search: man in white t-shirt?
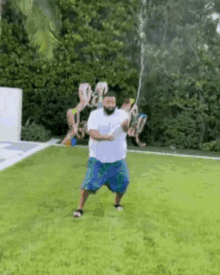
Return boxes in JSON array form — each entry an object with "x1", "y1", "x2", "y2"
[{"x1": 73, "y1": 91, "x2": 130, "y2": 218}]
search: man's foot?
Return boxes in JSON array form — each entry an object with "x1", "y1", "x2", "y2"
[
  {"x1": 114, "y1": 204, "x2": 124, "y2": 211},
  {"x1": 73, "y1": 209, "x2": 83, "y2": 218}
]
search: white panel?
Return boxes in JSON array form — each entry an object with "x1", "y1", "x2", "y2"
[{"x1": 0, "y1": 88, "x2": 22, "y2": 142}]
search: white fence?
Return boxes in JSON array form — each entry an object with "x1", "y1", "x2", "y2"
[{"x1": 0, "y1": 88, "x2": 23, "y2": 142}]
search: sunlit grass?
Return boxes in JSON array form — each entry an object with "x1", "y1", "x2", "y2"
[{"x1": 0, "y1": 146, "x2": 220, "y2": 275}]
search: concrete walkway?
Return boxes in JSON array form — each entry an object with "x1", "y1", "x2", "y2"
[{"x1": 0, "y1": 138, "x2": 61, "y2": 172}]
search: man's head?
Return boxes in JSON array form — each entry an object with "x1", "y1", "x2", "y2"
[{"x1": 102, "y1": 91, "x2": 117, "y2": 116}]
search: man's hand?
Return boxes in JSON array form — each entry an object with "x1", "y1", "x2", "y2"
[
  {"x1": 92, "y1": 134, "x2": 115, "y2": 142},
  {"x1": 128, "y1": 127, "x2": 136, "y2": 137},
  {"x1": 105, "y1": 134, "x2": 115, "y2": 141},
  {"x1": 121, "y1": 119, "x2": 130, "y2": 132}
]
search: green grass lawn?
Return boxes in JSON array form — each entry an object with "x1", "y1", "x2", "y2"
[{"x1": 0, "y1": 146, "x2": 220, "y2": 275}]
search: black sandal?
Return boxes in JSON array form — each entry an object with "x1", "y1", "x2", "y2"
[
  {"x1": 114, "y1": 204, "x2": 124, "y2": 210},
  {"x1": 73, "y1": 209, "x2": 83, "y2": 217}
]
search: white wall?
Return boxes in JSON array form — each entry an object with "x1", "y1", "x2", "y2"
[{"x1": 0, "y1": 88, "x2": 23, "y2": 142}]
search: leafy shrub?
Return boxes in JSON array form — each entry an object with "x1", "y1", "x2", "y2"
[
  {"x1": 164, "y1": 112, "x2": 201, "y2": 149},
  {"x1": 21, "y1": 118, "x2": 52, "y2": 142},
  {"x1": 202, "y1": 139, "x2": 220, "y2": 152}
]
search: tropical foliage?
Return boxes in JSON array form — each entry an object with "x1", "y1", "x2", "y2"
[{"x1": 1, "y1": 0, "x2": 220, "y2": 150}]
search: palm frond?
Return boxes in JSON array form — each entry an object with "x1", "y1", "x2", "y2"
[
  {"x1": 11, "y1": 0, "x2": 34, "y2": 16},
  {"x1": 11, "y1": 0, "x2": 61, "y2": 60}
]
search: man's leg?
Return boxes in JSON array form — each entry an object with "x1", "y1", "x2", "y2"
[
  {"x1": 115, "y1": 192, "x2": 124, "y2": 205},
  {"x1": 113, "y1": 159, "x2": 130, "y2": 209},
  {"x1": 74, "y1": 158, "x2": 115, "y2": 217},
  {"x1": 76, "y1": 190, "x2": 124, "y2": 211},
  {"x1": 78, "y1": 190, "x2": 90, "y2": 210},
  {"x1": 73, "y1": 190, "x2": 90, "y2": 217}
]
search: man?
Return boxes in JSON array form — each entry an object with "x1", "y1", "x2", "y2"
[{"x1": 73, "y1": 91, "x2": 130, "y2": 218}]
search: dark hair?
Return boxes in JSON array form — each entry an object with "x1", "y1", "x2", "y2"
[{"x1": 103, "y1": 91, "x2": 117, "y2": 99}]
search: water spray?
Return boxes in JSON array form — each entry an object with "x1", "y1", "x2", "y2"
[{"x1": 135, "y1": 0, "x2": 147, "y2": 107}]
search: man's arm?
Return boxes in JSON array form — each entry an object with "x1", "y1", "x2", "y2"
[
  {"x1": 121, "y1": 118, "x2": 130, "y2": 133},
  {"x1": 89, "y1": 130, "x2": 113, "y2": 141}
]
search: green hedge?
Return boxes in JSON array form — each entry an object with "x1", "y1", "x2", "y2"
[
  {"x1": 0, "y1": 0, "x2": 139, "y2": 138},
  {"x1": 163, "y1": 112, "x2": 204, "y2": 149},
  {"x1": 21, "y1": 119, "x2": 52, "y2": 142},
  {"x1": 202, "y1": 139, "x2": 220, "y2": 152}
]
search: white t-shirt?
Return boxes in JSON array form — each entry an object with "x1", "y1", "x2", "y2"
[{"x1": 87, "y1": 107, "x2": 129, "y2": 163}]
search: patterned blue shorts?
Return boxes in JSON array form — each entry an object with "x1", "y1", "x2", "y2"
[{"x1": 80, "y1": 157, "x2": 130, "y2": 194}]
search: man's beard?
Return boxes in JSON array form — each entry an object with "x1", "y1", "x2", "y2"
[{"x1": 103, "y1": 106, "x2": 116, "y2": 116}]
